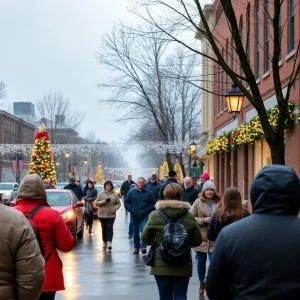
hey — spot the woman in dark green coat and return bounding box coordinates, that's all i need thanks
[141,183,202,300]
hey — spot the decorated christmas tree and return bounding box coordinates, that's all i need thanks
[174,159,183,181]
[161,159,169,179]
[28,123,56,183]
[159,165,164,180]
[95,164,104,184]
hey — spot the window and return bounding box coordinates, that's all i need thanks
[246,3,251,61]
[255,0,260,79]
[231,36,234,71]
[278,6,282,60]
[264,0,269,72]
[239,16,244,75]
[226,40,229,107]
[288,0,295,52]
[254,139,271,175]
[221,49,225,110]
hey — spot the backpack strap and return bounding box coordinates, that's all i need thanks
[28,204,46,219]
[157,209,170,223]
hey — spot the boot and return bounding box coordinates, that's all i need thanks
[88,226,92,233]
[198,283,205,295]
[102,242,107,249]
[133,248,139,254]
[107,241,112,251]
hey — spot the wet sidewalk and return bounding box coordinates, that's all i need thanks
[56,204,209,300]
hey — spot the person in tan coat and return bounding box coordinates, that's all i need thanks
[95,180,121,251]
[0,203,45,300]
[191,180,222,295]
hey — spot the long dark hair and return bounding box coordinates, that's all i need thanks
[217,187,247,222]
[85,180,94,189]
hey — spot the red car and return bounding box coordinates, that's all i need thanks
[11,189,84,245]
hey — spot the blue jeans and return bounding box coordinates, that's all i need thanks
[131,216,148,249]
[154,275,189,300]
[196,251,212,283]
[128,220,133,236]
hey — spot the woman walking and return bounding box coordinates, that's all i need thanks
[191,180,222,295]
[142,183,202,300]
[207,187,250,241]
[95,180,121,251]
[83,180,98,233]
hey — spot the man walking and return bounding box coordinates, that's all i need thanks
[182,176,198,205]
[125,177,155,254]
[158,170,179,200]
[64,177,83,201]
[206,165,300,299]
[145,174,161,201]
[121,175,135,215]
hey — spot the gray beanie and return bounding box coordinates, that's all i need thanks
[202,180,216,192]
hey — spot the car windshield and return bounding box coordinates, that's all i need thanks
[95,185,103,192]
[47,192,71,206]
[0,184,13,190]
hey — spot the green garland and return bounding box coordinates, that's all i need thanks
[207,102,295,155]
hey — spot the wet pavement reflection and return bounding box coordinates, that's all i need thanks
[56,204,209,300]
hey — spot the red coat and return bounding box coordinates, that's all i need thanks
[15,199,74,292]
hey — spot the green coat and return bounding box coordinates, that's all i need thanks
[141,200,202,277]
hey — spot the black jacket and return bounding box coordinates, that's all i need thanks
[145,182,161,201]
[181,185,198,205]
[158,178,180,200]
[206,165,300,300]
[64,183,83,201]
[207,210,250,241]
[120,180,135,197]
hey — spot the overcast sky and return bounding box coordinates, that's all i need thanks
[0,0,150,176]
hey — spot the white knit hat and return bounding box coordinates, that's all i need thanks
[202,180,216,192]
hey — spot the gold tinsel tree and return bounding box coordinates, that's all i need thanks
[28,123,57,183]
[161,159,169,179]
[159,165,164,180]
[174,159,183,181]
[95,164,104,184]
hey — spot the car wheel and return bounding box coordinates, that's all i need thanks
[73,220,77,246]
[77,218,84,239]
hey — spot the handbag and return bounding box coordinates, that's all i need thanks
[143,243,156,267]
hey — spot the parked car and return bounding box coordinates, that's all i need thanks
[55,182,68,189]
[94,184,104,193]
[0,182,19,205]
[11,189,84,245]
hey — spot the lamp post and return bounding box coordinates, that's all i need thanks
[11,151,24,184]
[84,159,89,180]
[55,162,60,181]
[64,153,70,182]
[188,142,196,176]
[225,84,245,120]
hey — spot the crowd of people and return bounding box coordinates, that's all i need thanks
[2,164,300,299]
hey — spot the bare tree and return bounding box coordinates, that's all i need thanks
[131,0,300,165]
[97,24,201,171]
[35,91,85,144]
[0,81,6,101]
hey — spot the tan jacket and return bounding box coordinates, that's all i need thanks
[0,204,45,300]
[191,197,221,253]
[95,190,121,218]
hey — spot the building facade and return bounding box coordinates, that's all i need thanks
[0,111,35,182]
[207,0,300,202]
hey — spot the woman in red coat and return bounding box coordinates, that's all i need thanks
[15,174,74,300]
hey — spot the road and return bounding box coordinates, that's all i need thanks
[56,204,209,300]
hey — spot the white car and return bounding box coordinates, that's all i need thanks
[0,182,19,205]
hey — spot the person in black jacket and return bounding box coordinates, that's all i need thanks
[207,187,250,241]
[206,165,300,300]
[158,170,180,200]
[64,177,83,201]
[145,174,161,201]
[120,175,135,215]
[181,176,198,205]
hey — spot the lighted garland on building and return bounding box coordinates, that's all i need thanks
[207,103,295,155]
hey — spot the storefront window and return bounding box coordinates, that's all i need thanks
[254,139,272,175]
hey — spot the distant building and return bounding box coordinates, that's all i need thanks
[13,102,36,124]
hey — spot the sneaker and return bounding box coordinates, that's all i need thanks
[107,242,112,251]
[141,248,147,255]
[103,242,107,249]
[128,235,132,239]
[133,248,139,254]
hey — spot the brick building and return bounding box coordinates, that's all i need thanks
[0,110,35,182]
[202,0,300,202]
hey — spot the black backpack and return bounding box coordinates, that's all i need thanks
[157,209,191,264]
[25,204,53,262]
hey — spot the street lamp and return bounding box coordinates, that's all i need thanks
[84,159,89,180]
[64,153,70,182]
[225,84,245,120]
